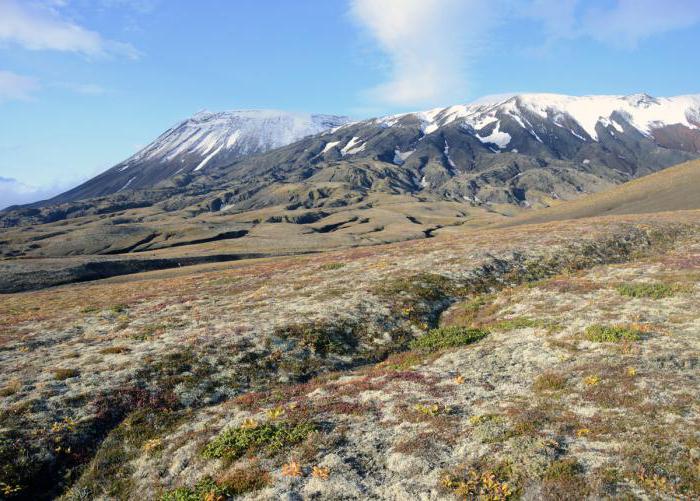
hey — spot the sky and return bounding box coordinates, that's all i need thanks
[1,0,700,207]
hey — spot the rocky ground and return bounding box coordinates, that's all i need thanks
[0,211,698,500]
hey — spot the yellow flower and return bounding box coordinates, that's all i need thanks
[454,375,465,385]
[626,367,637,377]
[266,406,285,420]
[576,428,590,437]
[241,418,258,430]
[584,375,600,386]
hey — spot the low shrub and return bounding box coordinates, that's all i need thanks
[441,469,514,500]
[410,326,488,352]
[584,325,642,343]
[202,420,317,460]
[616,282,677,299]
[320,262,345,271]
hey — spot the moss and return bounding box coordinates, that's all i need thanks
[202,420,317,460]
[584,325,642,343]
[616,282,679,299]
[410,326,488,352]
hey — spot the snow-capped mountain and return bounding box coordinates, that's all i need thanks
[354,92,700,154]
[7,93,699,222]
[262,92,699,206]
[120,110,350,173]
[427,93,696,141]
[44,110,349,205]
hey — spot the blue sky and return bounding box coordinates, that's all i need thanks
[1,0,700,206]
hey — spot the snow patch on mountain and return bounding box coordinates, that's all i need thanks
[374,93,700,144]
[322,141,341,153]
[341,137,366,156]
[477,121,511,149]
[393,147,415,165]
[118,110,350,171]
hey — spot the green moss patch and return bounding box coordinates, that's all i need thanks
[202,420,317,460]
[410,326,488,352]
[584,325,642,343]
[616,282,679,299]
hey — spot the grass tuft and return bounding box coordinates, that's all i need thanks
[53,368,80,380]
[533,372,568,392]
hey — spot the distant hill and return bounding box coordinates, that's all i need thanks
[508,159,700,225]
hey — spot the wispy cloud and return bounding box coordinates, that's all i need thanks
[349,0,500,108]
[582,0,700,49]
[0,70,40,102]
[349,0,700,108]
[0,176,66,209]
[0,0,140,59]
[525,0,700,49]
[54,81,109,95]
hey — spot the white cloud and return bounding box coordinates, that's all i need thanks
[0,70,40,102]
[0,176,65,209]
[349,0,501,108]
[0,0,140,58]
[55,82,109,95]
[525,0,700,49]
[349,0,700,108]
[582,0,700,48]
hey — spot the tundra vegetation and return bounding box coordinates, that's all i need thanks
[0,212,698,500]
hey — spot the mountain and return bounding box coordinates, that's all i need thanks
[35,110,350,205]
[166,92,699,217]
[2,93,699,260]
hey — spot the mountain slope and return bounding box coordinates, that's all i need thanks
[36,110,349,205]
[506,158,700,225]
